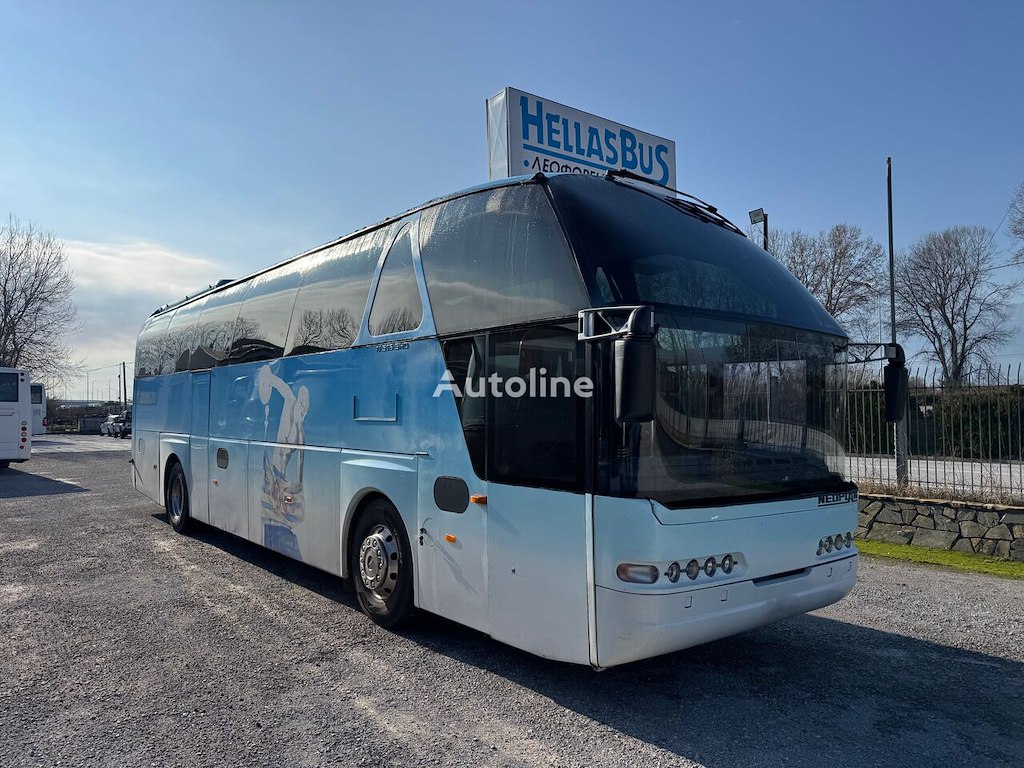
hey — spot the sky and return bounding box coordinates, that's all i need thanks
[1,0,1022,399]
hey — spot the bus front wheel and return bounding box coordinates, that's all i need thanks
[165,462,192,534]
[350,498,414,628]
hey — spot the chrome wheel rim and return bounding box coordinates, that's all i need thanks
[359,524,399,601]
[168,476,184,524]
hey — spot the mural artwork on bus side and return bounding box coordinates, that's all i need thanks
[258,364,309,560]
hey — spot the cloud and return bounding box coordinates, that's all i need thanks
[62,240,224,399]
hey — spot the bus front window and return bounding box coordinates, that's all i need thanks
[598,312,849,507]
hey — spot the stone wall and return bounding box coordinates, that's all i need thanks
[857,495,1024,560]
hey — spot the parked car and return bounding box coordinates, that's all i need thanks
[111,409,132,439]
[99,414,119,436]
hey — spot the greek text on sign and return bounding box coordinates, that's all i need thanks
[487,87,676,187]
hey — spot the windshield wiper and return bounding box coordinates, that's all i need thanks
[605,168,745,236]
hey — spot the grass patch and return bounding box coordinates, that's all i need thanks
[856,538,1024,580]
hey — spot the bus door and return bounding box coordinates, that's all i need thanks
[481,328,591,663]
[418,338,489,633]
[189,372,211,524]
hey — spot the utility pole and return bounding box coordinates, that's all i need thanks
[888,158,909,486]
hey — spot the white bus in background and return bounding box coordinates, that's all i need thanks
[31,382,46,435]
[0,367,32,469]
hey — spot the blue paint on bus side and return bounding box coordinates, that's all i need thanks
[135,338,480,576]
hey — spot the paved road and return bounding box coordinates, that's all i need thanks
[847,454,1024,497]
[1,447,1022,767]
[30,434,131,454]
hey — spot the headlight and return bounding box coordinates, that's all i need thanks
[824,536,833,553]
[703,557,717,577]
[666,562,681,583]
[721,554,735,574]
[685,559,701,580]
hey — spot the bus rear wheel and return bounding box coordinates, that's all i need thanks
[165,462,191,534]
[350,499,414,629]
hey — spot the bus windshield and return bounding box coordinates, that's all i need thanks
[547,174,845,337]
[597,312,849,507]
[546,175,851,506]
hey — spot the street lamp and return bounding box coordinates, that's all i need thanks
[748,208,768,252]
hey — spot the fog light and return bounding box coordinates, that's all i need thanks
[685,559,700,580]
[666,562,681,583]
[721,554,735,574]
[824,536,833,553]
[704,557,717,577]
[616,563,659,584]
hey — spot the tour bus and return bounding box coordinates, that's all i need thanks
[131,172,887,668]
[0,367,32,468]
[31,382,46,435]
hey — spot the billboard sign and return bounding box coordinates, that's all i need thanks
[487,87,676,187]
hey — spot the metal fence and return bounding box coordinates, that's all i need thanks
[846,365,1024,500]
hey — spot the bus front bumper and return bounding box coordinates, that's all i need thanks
[595,552,858,668]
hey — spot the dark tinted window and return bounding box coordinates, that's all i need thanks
[0,373,17,402]
[440,325,584,491]
[488,325,585,490]
[164,298,207,373]
[419,184,589,335]
[192,283,247,369]
[368,224,422,336]
[135,314,172,377]
[441,337,487,478]
[286,226,393,355]
[547,175,845,336]
[230,262,303,364]
[31,384,43,404]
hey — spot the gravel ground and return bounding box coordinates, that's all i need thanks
[1,447,1022,768]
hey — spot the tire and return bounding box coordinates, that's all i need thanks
[165,462,191,534]
[350,498,415,629]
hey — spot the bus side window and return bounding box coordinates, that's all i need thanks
[230,264,302,364]
[368,224,422,337]
[191,283,247,369]
[285,226,392,356]
[441,337,486,479]
[418,185,589,336]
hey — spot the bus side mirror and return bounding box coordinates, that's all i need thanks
[614,333,656,423]
[883,344,908,423]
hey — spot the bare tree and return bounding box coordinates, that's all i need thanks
[749,224,884,335]
[895,226,1019,385]
[1009,181,1024,263]
[0,216,80,382]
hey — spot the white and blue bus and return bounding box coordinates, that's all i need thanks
[132,172,865,668]
[0,367,32,468]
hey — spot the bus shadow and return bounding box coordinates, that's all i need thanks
[0,468,87,498]
[148,516,1024,766]
[411,612,1024,767]
[151,514,358,609]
